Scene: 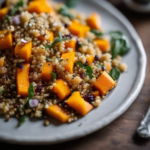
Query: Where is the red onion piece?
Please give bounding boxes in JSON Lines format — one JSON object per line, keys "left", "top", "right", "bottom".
{"left": 12, "top": 15, "right": 21, "bottom": 25}
{"left": 29, "top": 99, "right": 39, "bottom": 108}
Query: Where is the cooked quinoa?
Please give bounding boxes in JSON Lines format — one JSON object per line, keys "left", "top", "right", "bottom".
{"left": 0, "top": 0, "right": 129, "bottom": 125}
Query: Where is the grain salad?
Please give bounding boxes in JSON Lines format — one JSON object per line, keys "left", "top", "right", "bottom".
{"left": 0, "top": 0, "right": 130, "bottom": 126}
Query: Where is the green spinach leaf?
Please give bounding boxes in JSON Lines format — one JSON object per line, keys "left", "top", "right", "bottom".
{"left": 11, "top": 0, "right": 24, "bottom": 15}
{"left": 0, "top": 89, "right": 4, "bottom": 94}
{"left": 28, "top": 83, "right": 34, "bottom": 100}
{"left": 90, "top": 29, "right": 103, "bottom": 37}
{"left": 109, "top": 67, "right": 120, "bottom": 80}
{"left": 46, "top": 57, "right": 53, "bottom": 62}
{"left": 65, "top": 0, "right": 79, "bottom": 8}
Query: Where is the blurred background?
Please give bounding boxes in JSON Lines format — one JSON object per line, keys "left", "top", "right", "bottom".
{"left": 1, "top": 0, "right": 150, "bottom": 149}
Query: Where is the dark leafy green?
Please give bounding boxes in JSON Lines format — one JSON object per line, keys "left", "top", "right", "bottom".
{"left": 90, "top": 29, "right": 103, "bottom": 37}
{"left": 4, "top": 15, "right": 11, "bottom": 23}
{"left": 65, "top": 0, "right": 79, "bottom": 8}
{"left": 19, "top": 115, "right": 26, "bottom": 126}
{"left": 58, "top": 31, "right": 62, "bottom": 39}
{"left": 109, "top": 31, "right": 130, "bottom": 59}
{"left": 75, "top": 62, "right": 93, "bottom": 79}
{"left": 58, "top": 5, "right": 75, "bottom": 19}
{"left": 46, "top": 57, "right": 53, "bottom": 62}
{"left": 71, "top": 90, "right": 75, "bottom": 94}
{"left": 11, "top": 0, "right": 24, "bottom": 15}
{"left": 50, "top": 72, "right": 56, "bottom": 82}
{"left": 11, "top": 84, "right": 16, "bottom": 87}
{"left": 109, "top": 67, "right": 120, "bottom": 80}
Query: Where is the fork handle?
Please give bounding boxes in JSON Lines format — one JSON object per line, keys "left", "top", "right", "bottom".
{"left": 137, "top": 106, "right": 150, "bottom": 138}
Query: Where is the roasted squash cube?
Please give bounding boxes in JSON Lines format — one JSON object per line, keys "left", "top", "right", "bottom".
{"left": 42, "top": 62, "right": 54, "bottom": 82}
{"left": 61, "top": 52, "right": 75, "bottom": 74}
{"left": 16, "top": 63, "right": 30, "bottom": 97}
{"left": 27, "top": 0, "right": 55, "bottom": 16}
{"left": 0, "top": 30, "right": 13, "bottom": 50}
{"left": 94, "top": 71, "right": 116, "bottom": 96}
{"left": 94, "top": 39, "right": 110, "bottom": 53}
{"left": 38, "top": 30, "right": 54, "bottom": 42}
{"left": 86, "top": 12, "right": 101, "bottom": 30}
{"left": 53, "top": 79, "right": 71, "bottom": 100}
{"left": 0, "top": 7, "right": 8, "bottom": 20}
{"left": 15, "top": 42, "right": 32, "bottom": 62}
{"left": 46, "top": 105, "right": 69, "bottom": 123}
{"left": 65, "top": 39, "right": 76, "bottom": 51}
{"left": 86, "top": 55, "right": 94, "bottom": 66}
{"left": 67, "top": 91, "right": 93, "bottom": 116}
{"left": 0, "top": 57, "right": 5, "bottom": 67}
{"left": 92, "top": 91, "right": 100, "bottom": 97}
{"left": 68, "top": 20, "right": 90, "bottom": 37}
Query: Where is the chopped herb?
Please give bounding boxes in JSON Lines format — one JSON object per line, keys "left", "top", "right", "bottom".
{"left": 109, "top": 67, "right": 120, "bottom": 80}
{"left": 75, "top": 62, "right": 93, "bottom": 79}
{"left": 4, "top": 15, "right": 11, "bottom": 23}
{"left": 58, "top": 5, "right": 75, "bottom": 19}
{"left": 19, "top": 115, "right": 26, "bottom": 126}
{"left": 50, "top": 72, "right": 56, "bottom": 82}
{"left": 45, "top": 31, "right": 68, "bottom": 49}
{"left": 71, "top": 90, "right": 75, "bottom": 94}
{"left": 27, "top": 23, "right": 31, "bottom": 27}
{"left": 88, "top": 38, "right": 92, "bottom": 43}
{"left": 11, "top": 84, "right": 16, "bottom": 87}
{"left": 90, "top": 29, "right": 103, "bottom": 37}
{"left": 97, "top": 63, "right": 102, "bottom": 69}
{"left": 11, "top": 0, "right": 24, "bottom": 15}
{"left": 65, "top": 0, "right": 79, "bottom": 8}
{"left": 46, "top": 57, "right": 53, "bottom": 62}
{"left": 109, "top": 31, "right": 130, "bottom": 59}
{"left": 18, "top": 83, "right": 35, "bottom": 111}
{"left": 0, "top": 89, "right": 4, "bottom": 94}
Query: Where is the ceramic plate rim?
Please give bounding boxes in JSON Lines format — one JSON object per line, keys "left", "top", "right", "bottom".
{"left": 0, "top": 0, "right": 147, "bottom": 145}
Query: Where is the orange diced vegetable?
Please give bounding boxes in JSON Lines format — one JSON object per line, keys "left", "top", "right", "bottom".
{"left": 94, "top": 39, "right": 110, "bottom": 53}
{"left": 0, "top": 7, "right": 8, "bottom": 20}
{"left": 86, "top": 55, "right": 94, "bottom": 66}
{"left": 92, "top": 91, "right": 99, "bottom": 97}
{"left": 16, "top": 63, "right": 30, "bottom": 97}
{"left": 53, "top": 79, "right": 71, "bottom": 100}
{"left": 46, "top": 105, "right": 69, "bottom": 123}
{"left": 0, "top": 57, "right": 5, "bottom": 67}
{"left": 67, "top": 91, "right": 93, "bottom": 116}
{"left": 94, "top": 71, "right": 116, "bottom": 96}
{"left": 38, "top": 30, "right": 54, "bottom": 42}
{"left": 107, "top": 64, "right": 111, "bottom": 72}
{"left": 0, "top": 30, "right": 12, "bottom": 50}
{"left": 15, "top": 42, "right": 32, "bottom": 62}
{"left": 65, "top": 39, "right": 76, "bottom": 51}
{"left": 86, "top": 12, "right": 101, "bottom": 30}
{"left": 27, "top": 0, "right": 55, "bottom": 16}
{"left": 68, "top": 20, "right": 90, "bottom": 37}
{"left": 61, "top": 52, "right": 75, "bottom": 74}
{"left": 42, "top": 62, "right": 54, "bottom": 82}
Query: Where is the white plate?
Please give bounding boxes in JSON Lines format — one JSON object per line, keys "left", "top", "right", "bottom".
{"left": 0, "top": 0, "right": 146, "bottom": 145}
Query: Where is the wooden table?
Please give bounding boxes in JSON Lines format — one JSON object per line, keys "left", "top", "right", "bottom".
{"left": 1, "top": 1, "right": 150, "bottom": 149}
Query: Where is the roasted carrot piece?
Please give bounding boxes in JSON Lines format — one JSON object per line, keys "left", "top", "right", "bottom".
{"left": 86, "top": 55, "right": 94, "bottom": 66}
{"left": 86, "top": 12, "right": 101, "bottom": 30}
{"left": 107, "top": 64, "right": 111, "bottom": 72}
{"left": 94, "top": 39, "right": 110, "bottom": 53}
{"left": 53, "top": 79, "right": 71, "bottom": 100}
{"left": 0, "top": 57, "right": 5, "bottom": 67}
{"left": 42, "top": 62, "right": 54, "bottom": 82}
{"left": 65, "top": 39, "right": 76, "bottom": 51}
{"left": 27, "top": 0, "right": 55, "bottom": 16}
{"left": 0, "top": 7, "right": 8, "bottom": 20}
{"left": 61, "top": 52, "right": 75, "bottom": 74}
{"left": 38, "top": 30, "right": 54, "bottom": 42}
{"left": 15, "top": 42, "right": 32, "bottom": 63}
{"left": 46, "top": 105, "right": 70, "bottom": 123}
{"left": 68, "top": 20, "right": 90, "bottom": 37}
{"left": 94, "top": 71, "right": 116, "bottom": 96}
{"left": 16, "top": 63, "right": 30, "bottom": 97}
{"left": 67, "top": 91, "right": 93, "bottom": 116}
{"left": 0, "top": 30, "right": 13, "bottom": 50}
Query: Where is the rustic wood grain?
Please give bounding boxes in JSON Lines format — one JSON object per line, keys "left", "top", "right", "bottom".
{"left": 1, "top": 1, "right": 150, "bottom": 149}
